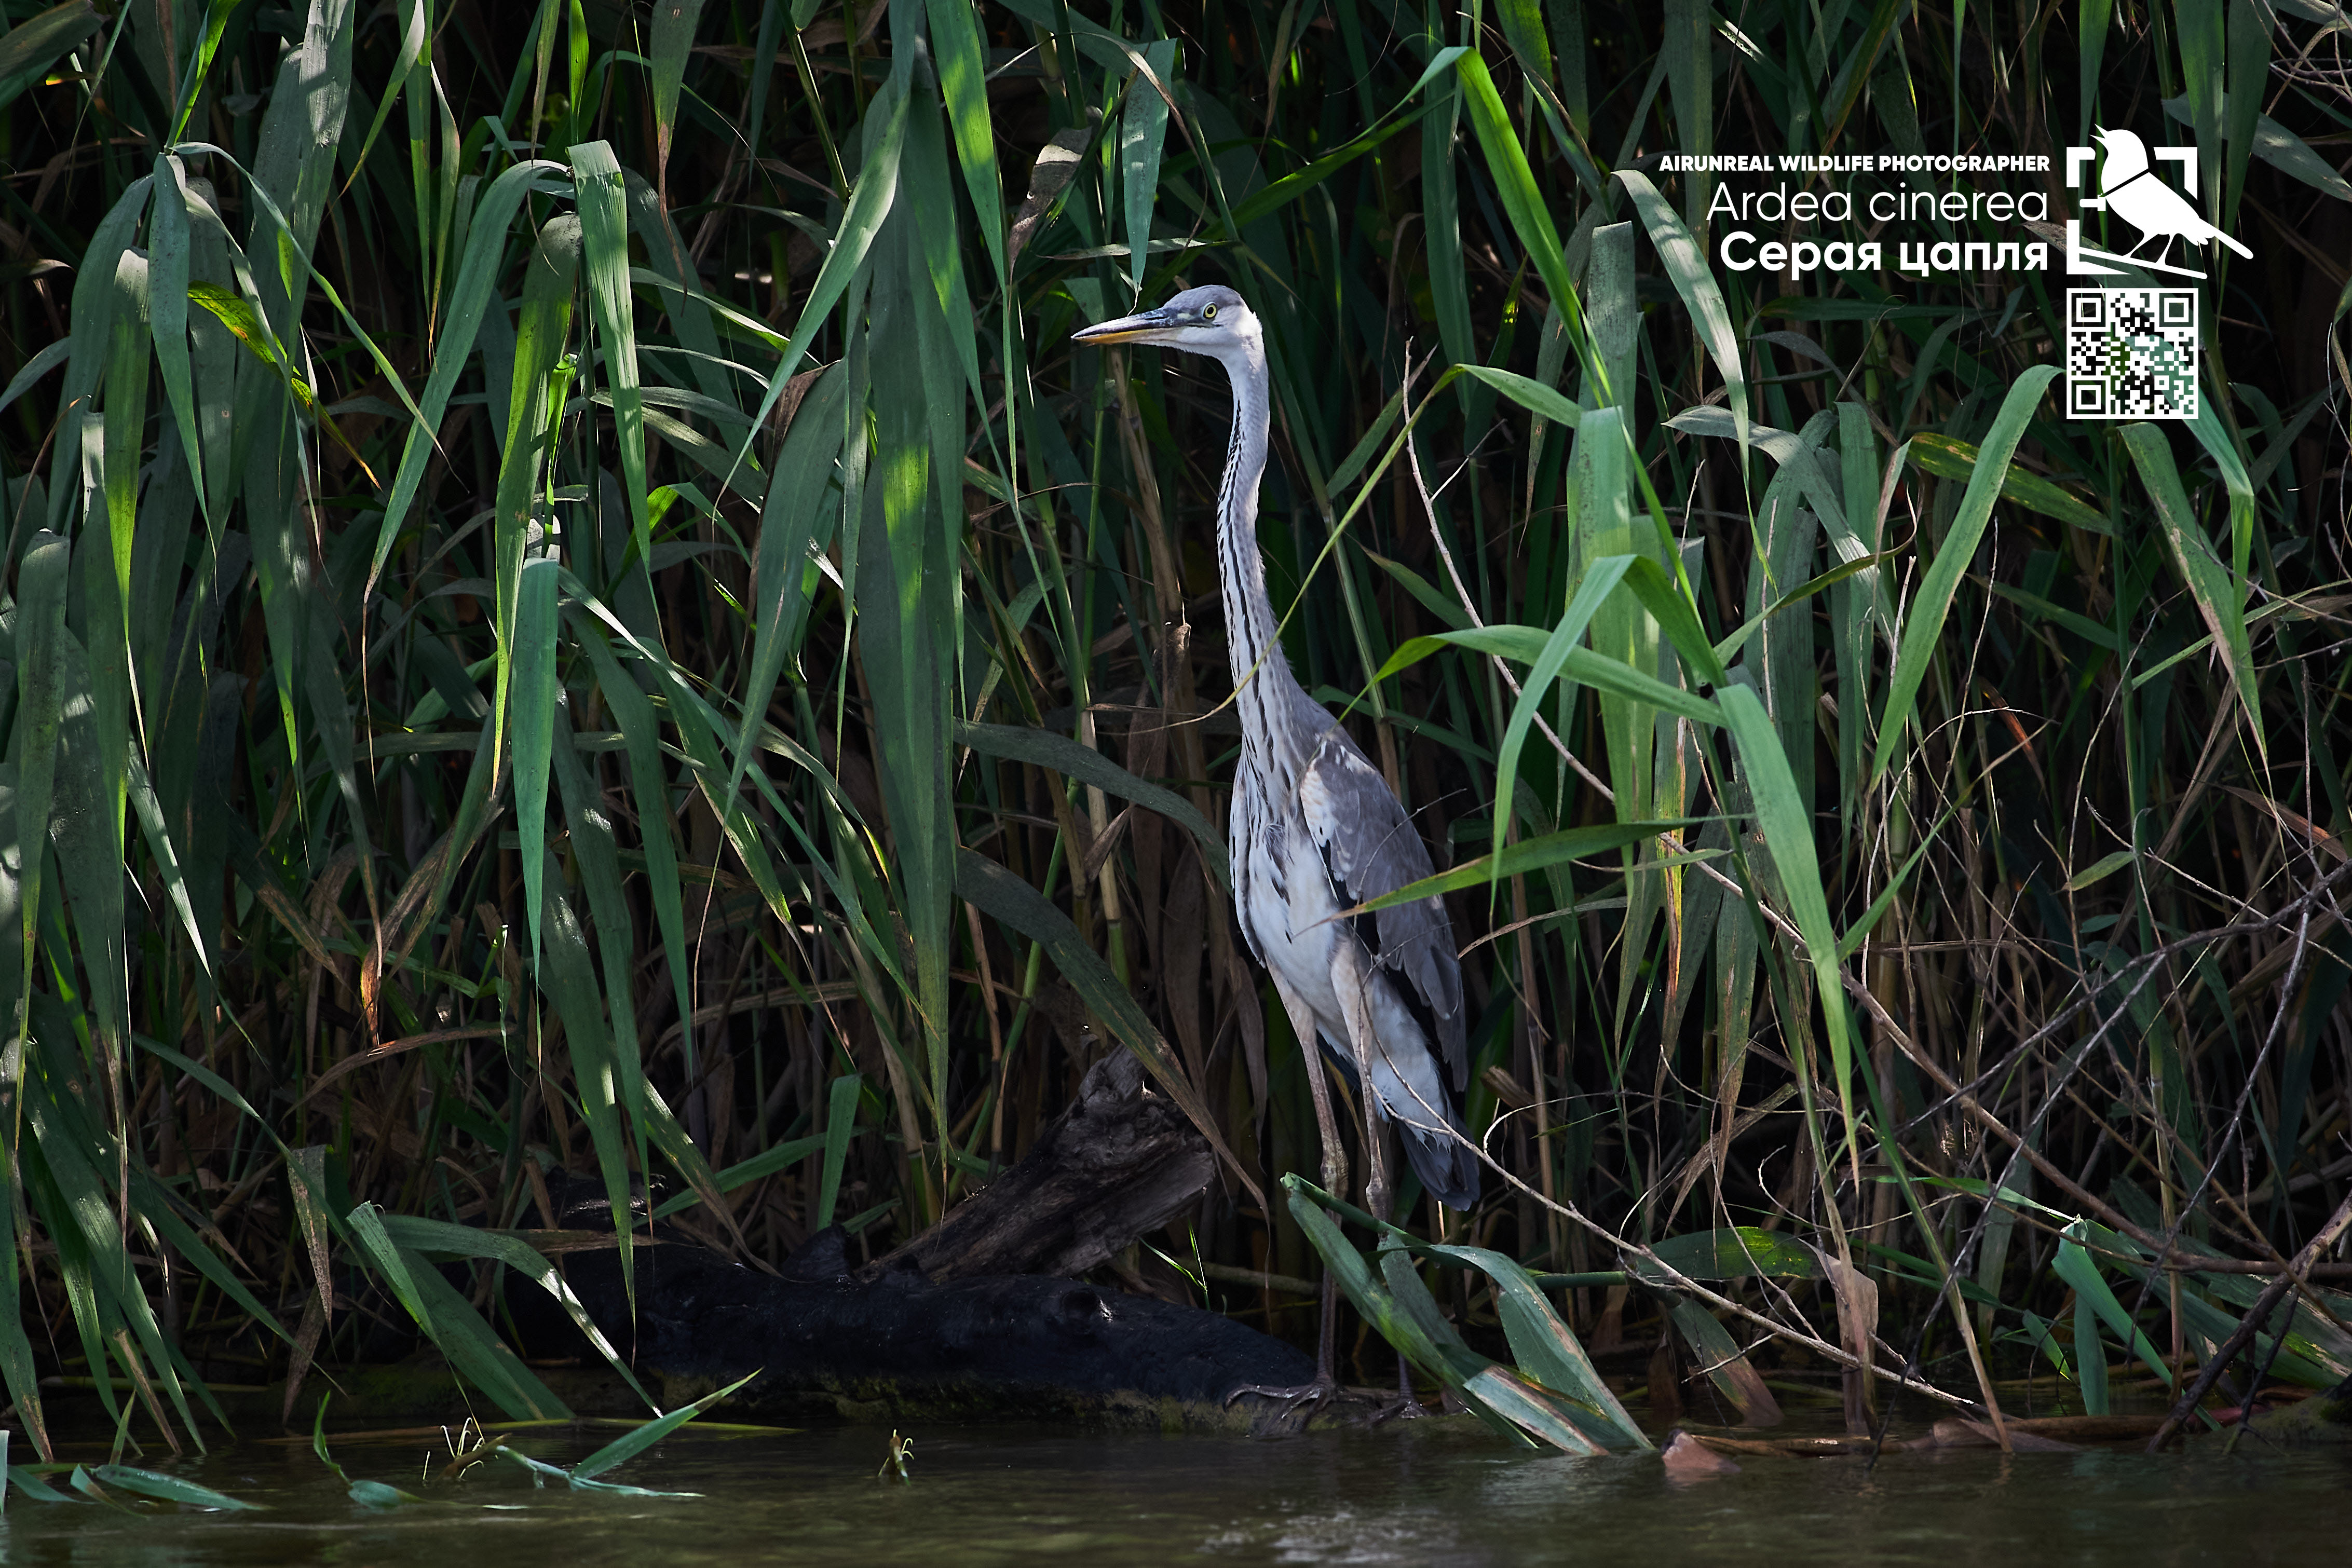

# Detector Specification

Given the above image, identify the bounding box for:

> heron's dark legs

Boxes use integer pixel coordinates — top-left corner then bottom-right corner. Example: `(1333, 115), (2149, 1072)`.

(1282, 982), (1351, 1212)
(1225, 978), (1345, 1433)
(1364, 1150), (1428, 1421)
(1314, 1271), (1340, 1386)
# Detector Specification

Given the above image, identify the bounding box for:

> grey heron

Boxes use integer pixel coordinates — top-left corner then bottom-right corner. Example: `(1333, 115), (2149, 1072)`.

(1074, 285), (1479, 1419)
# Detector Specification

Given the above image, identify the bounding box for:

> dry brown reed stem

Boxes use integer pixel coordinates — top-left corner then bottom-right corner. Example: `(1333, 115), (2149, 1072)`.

(1454, 1128), (1987, 1414)
(1847, 972), (2172, 1251)
(1857, 857), (2352, 1228)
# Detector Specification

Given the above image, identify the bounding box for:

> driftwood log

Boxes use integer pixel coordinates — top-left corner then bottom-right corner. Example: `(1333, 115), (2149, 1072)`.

(862, 1051), (1217, 1283)
(509, 1056), (1301, 1427)
(521, 1233), (1311, 1428)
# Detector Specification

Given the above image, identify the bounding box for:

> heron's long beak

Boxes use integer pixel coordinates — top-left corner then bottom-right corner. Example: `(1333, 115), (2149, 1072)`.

(1072, 307), (1177, 345)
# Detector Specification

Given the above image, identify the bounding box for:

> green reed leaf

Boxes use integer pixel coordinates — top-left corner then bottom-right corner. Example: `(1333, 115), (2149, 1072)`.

(572, 140), (654, 574)
(1452, 52), (1590, 389)
(1871, 365), (2058, 785)
(1668, 1296), (1784, 1426)
(724, 365), (848, 830)
(378, 1215), (654, 1409)
(513, 557), (562, 972)
(1494, 556), (1634, 871)
(346, 1206), (570, 1421)
(729, 75), (906, 489)
(1722, 682), (1860, 1176)
(924, 0), (1005, 279)
(1615, 169), (1747, 449)
(147, 157), (206, 522)
(1907, 432), (2111, 535)
(818, 1073), (862, 1231)
(1118, 40), (1178, 297)
(365, 157), (573, 598)
(88, 1466), (262, 1511)
(12, 534), (69, 1047)
(2164, 91), (2352, 202)
(648, 0), (708, 178)
(572, 1370), (760, 1480)
(490, 217), (581, 771)
(957, 721), (1229, 882)
(0, 0), (104, 116)
(1422, 1239), (1651, 1449)
(342, 0), (431, 189)
(2054, 1219), (2172, 1386)
(1380, 625), (1724, 729)
(2121, 423), (2263, 758)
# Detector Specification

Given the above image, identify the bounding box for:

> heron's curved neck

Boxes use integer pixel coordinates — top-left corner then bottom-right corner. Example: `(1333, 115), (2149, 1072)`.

(1213, 337), (1306, 756)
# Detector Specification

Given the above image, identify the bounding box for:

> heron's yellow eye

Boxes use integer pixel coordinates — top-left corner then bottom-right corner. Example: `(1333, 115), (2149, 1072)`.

(1202, 303), (1218, 321)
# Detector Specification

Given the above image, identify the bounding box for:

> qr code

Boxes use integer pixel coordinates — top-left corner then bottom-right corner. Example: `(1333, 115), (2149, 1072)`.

(2067, 289), (2197, 419)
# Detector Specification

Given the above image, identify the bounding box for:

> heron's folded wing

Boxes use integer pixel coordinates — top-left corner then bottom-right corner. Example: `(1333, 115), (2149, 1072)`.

(1297, 724), (1470, 1088)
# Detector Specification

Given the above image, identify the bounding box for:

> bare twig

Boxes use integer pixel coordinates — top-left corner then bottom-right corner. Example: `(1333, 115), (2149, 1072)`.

(2147, 1188), (2352, 1452)
(1401, 349), (1615, 803)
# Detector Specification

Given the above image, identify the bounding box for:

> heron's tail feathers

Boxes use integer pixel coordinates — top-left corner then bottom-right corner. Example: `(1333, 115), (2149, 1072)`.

(1318, 1031), (1483, 1208)
(1399, 1118), (1481, 1210)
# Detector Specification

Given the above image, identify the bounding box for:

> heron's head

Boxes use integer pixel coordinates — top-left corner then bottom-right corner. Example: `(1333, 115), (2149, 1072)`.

(1072, 285), (1258, 359)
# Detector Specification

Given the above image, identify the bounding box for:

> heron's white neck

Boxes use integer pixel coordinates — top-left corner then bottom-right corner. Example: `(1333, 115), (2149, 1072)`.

(1209, 333), (1308, 761)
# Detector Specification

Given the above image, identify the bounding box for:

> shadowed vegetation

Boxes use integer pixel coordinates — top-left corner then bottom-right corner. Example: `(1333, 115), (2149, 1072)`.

(0, 0), (2348, 1458)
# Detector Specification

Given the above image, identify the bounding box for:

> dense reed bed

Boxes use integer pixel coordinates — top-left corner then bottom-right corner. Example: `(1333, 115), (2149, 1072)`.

(0, 0), (2347, 1456)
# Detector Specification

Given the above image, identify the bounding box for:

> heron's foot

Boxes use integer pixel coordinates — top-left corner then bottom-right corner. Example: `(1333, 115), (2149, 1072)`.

(1371, 1389), (1434, 1424)
(1226, 1376), (1340, 1438)
(1370, 1351), (1433, 1424)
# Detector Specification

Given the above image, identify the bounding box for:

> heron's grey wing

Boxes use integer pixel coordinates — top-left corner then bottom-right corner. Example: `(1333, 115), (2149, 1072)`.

(1296, 722), (1469, 1088)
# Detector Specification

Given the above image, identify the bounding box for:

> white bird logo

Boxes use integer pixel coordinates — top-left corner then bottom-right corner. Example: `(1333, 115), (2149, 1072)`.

(2091, 128), (2252, 267)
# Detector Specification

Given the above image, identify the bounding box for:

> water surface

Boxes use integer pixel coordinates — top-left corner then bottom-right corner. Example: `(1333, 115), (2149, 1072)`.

(5, 1419), (2344, 1565)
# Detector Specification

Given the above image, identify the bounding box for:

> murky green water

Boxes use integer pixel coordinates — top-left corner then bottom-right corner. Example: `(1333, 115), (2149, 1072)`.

(7, 1420), (2346, 1566)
